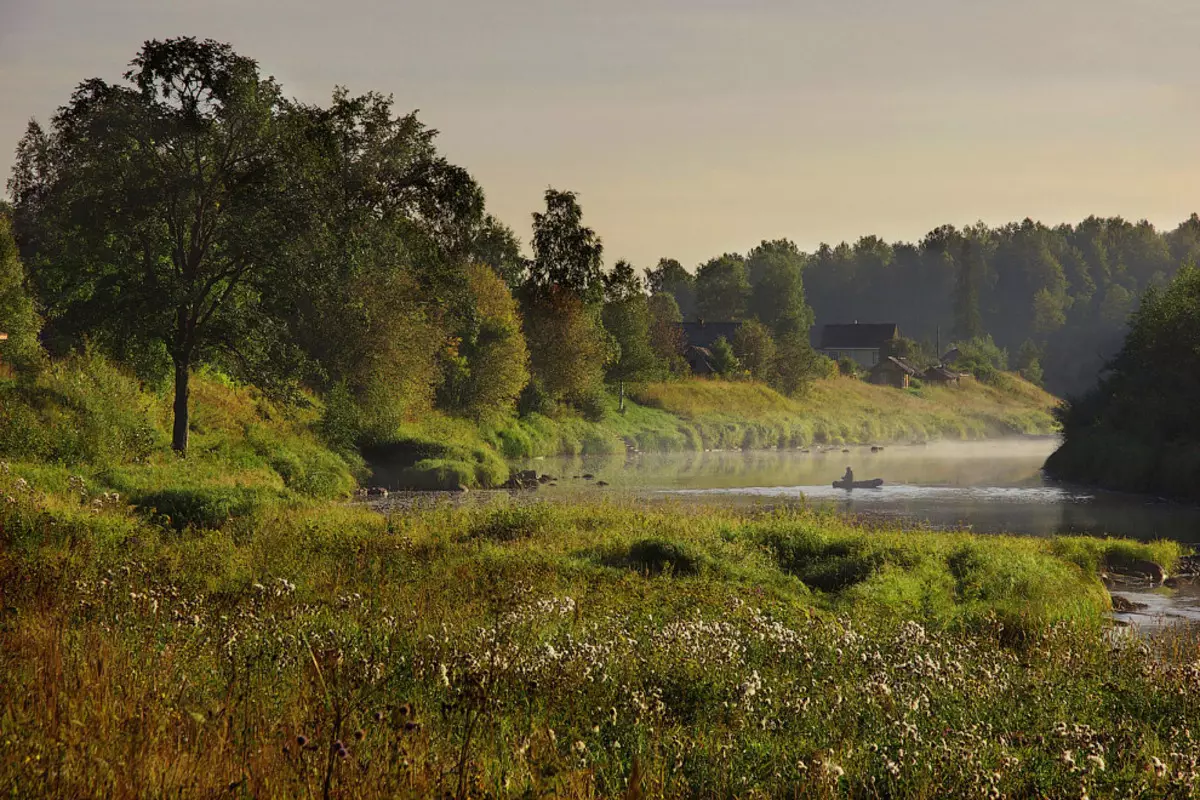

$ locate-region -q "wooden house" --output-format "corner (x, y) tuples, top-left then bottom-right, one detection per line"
(677, 321), (741, 374)
(922, 365), (965, 385)
(818, 323), (899, 369)
(869, 356), (919, 388)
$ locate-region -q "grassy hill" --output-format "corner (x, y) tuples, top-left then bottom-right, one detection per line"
(0, 356), (1057, 495)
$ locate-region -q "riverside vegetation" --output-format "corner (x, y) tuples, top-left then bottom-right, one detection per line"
(2, 467), (1196, 799)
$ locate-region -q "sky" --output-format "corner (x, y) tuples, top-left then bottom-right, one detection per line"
(1, 0), (1198, 267)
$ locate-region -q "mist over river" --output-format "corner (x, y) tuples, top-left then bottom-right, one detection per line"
(523, 438), (1200, 544)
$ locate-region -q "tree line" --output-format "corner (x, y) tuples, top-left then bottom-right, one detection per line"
(2, 38), (831, 455)
(799, 218), (1200, 397)
(4, 38), (1195, 458)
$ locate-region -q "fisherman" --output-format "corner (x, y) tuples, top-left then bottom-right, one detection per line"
(843, 465), (854, 484)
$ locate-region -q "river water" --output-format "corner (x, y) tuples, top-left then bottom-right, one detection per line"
(521, 438), (1200, 627)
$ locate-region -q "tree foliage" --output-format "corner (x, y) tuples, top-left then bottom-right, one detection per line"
(732, 319), (776, 381)
(1048, 266), (1200, 500)
(439, 264), (530, 425)
(695, 254), (749, 322)
(0, 211), (44, 375)
(527, 189), (604, 303)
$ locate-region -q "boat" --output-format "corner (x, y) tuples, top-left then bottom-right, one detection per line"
(832, 478), (884, 490)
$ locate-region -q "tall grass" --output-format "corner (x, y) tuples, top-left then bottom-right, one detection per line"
(1, 479), (1193, 798)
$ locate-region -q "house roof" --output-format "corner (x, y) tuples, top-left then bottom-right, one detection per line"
(872, 356), (920, 376)
(678, 321), (741, 350)
(819, 323), (898, 350)
(923, 366), (964, 381)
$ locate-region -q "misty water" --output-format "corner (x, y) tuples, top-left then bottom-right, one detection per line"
(525, 438), (1200, 627)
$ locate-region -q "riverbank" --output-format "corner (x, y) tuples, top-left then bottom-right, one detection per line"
(387, 375), (1057, 490)
(3, 477), (1196, 798)
(0, 359), (1056, 494)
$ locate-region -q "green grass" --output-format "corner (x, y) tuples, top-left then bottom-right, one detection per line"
(1, 476), (1195, 798)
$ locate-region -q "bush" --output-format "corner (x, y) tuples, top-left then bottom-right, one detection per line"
(134, 486), (272, 531)
(623, 537), (707, 576)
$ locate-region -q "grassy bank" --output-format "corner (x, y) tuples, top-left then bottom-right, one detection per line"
(1, 473), (1193, 798)
(0, 354), (1056, 493)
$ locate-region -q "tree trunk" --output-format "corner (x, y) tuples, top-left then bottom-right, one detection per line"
(172, 357), (190, 454)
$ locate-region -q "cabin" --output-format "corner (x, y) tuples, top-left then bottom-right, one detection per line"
(677, 321), (741, 374)
(683, 345), (716, 375)
(869, 356), (919, 388)
(818, 322), (899, 369)
(922, 365), (965, 385)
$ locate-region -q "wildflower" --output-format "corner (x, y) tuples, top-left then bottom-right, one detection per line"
(438, 663), (451, 688)
(297, 735), (308, 747)
(1148, 756), (1167, 777)
(573, 740), (586, 755)
(1086, 753), (1106, 772)
(1061, 750), (1075, 767)
(354, 729), (365, 741)
(337, 746), (349, 759)
(373, 710), (385, 723)
(403, 721), (420, 733)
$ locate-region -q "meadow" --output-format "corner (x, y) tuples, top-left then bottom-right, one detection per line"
(2, 471), (1196, 799)
(6, 355), (1185, 799)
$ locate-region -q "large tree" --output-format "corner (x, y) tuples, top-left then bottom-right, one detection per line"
(695, 253), (749, 321)
(746, 239), (813, 337)
(527, 189), (604, 303)
(644, 258), (696, 318)
(9, 38), (298, 453)
(602, 260), (660, 395)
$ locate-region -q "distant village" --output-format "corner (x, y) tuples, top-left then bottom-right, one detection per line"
(678, 320), (967, 388)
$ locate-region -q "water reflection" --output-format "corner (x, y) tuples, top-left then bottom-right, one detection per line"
(526, 439), (1200, 543)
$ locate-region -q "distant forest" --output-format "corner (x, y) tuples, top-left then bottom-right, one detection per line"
(652, 217), (1200, 398)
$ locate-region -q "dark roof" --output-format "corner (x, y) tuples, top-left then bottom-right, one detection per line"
(872, 356), (920, 376)
(819, 323), (898, 350)
(684, 345), (716, 374)
(678, 321), (741, 350)
(923, 365), (964, 381)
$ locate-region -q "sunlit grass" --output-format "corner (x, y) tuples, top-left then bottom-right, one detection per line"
(2, 475), (1195, 798)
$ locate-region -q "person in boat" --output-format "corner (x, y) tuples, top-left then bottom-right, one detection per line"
(843, 466), (854, 484)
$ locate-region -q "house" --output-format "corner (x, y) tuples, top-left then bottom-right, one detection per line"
(818, 322), (899, 369)
(869, 356), (919, 388)
(922, 365), (965, 385)
(941, 347), (961, 365)
(677, 321), (741, 374)
(683, 345), (716, 375)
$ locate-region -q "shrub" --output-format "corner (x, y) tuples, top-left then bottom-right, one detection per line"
(623, 537), (706, 576)
(134, 486), (272, 531)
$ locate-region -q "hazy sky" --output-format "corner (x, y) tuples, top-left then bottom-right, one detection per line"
(2, 0), (1198, 267)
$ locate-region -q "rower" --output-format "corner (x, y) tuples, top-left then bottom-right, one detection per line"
(843, 466), (854, 484)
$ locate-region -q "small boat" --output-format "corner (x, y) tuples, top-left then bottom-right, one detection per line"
(832, 478), (884, 490)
